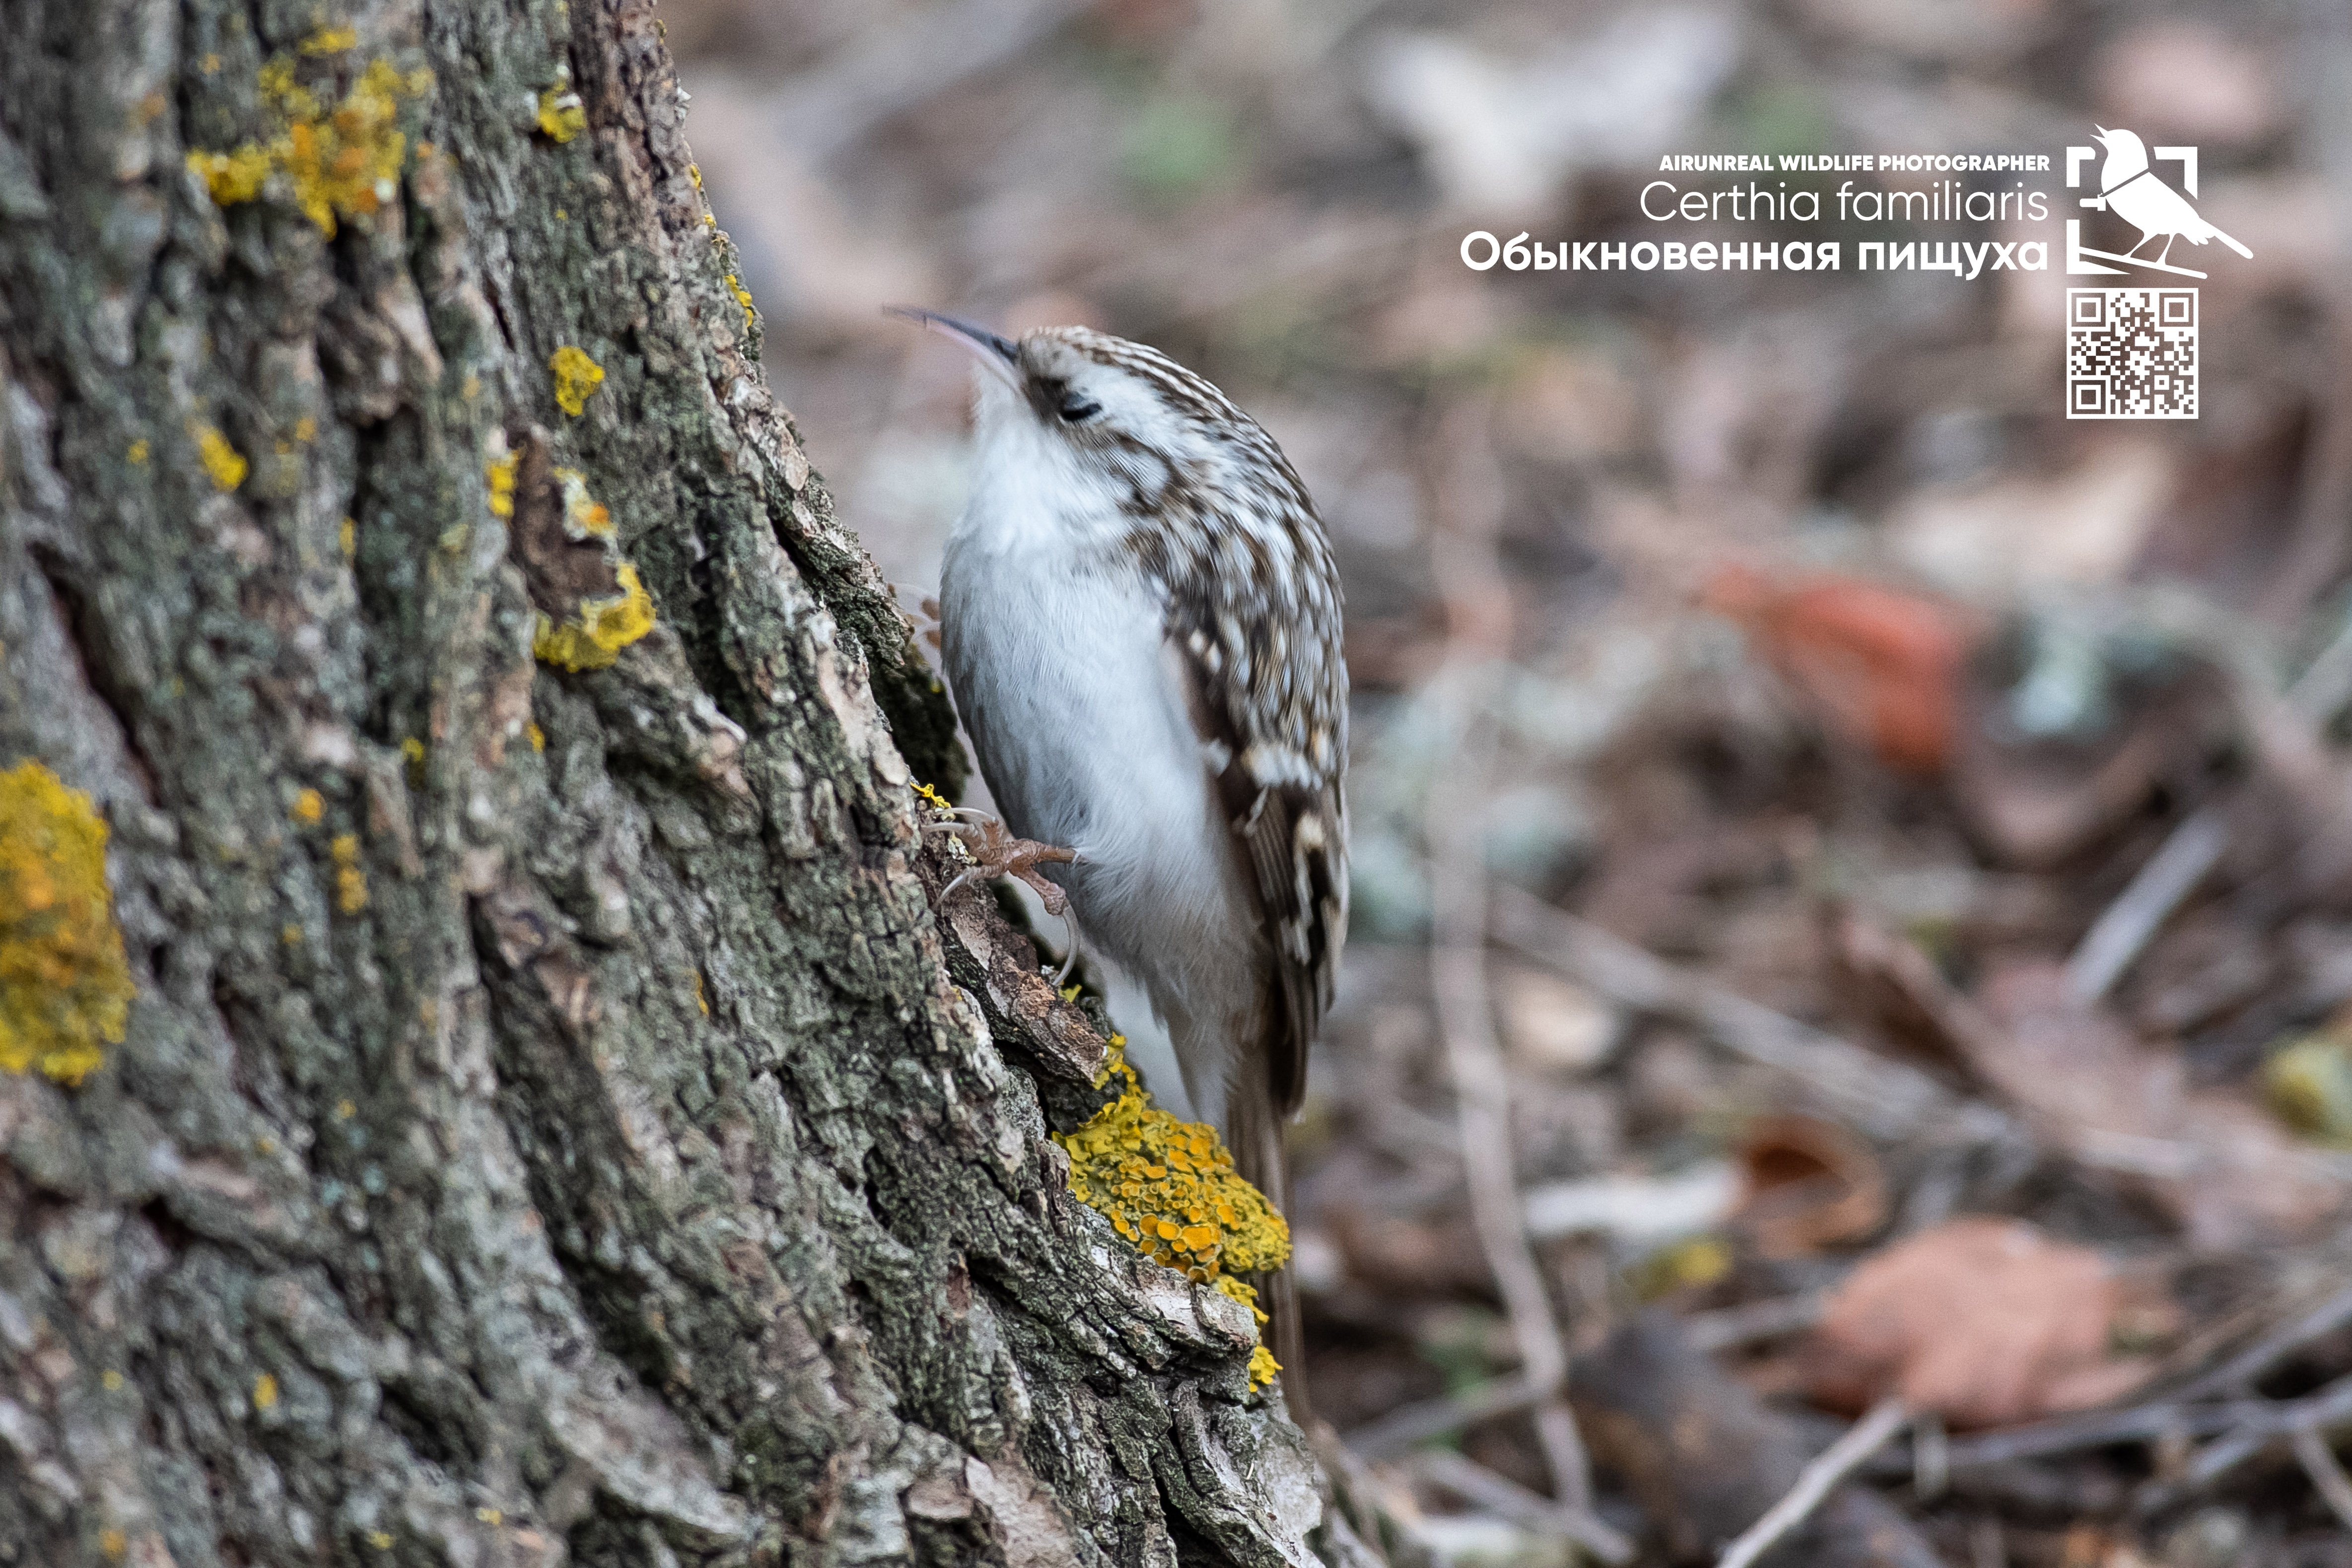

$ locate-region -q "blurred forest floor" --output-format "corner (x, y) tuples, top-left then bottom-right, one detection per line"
(669, 0), (2352, 1562)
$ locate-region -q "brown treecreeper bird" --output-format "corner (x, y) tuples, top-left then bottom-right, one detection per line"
(897, 309), (1347, 1419)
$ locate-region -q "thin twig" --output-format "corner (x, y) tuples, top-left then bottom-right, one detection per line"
(1683, 1291), (1830, 1354)
(1422, 407), (1629, 1568)
(1343, 1374), (1543, 1461)
(2187, 1371), (2352, 1489)
(1717, 1397), (1911, 1568)
(2149, 1370), (2352, 1514)
(1943, 1369), (2352, 1476)
(1349, 1293), (1834, 1454)
(1940, 1400), (2226, 1468)
(2293, 1426), (2352, 1532)
(2178, 1278), (2352, 1399)
(2285, 596), (2352, 727)
(1414, 1449), (1636, 1563)
(1428, 673), (1628, 1563)
(1491, 885), (2011, 1146)
(1912, 1411), (1948, 1503)
(2064, 806), (2229, 1005)
(2058, 583), (2352, 1007)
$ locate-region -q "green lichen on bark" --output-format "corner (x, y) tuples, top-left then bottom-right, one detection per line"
(0, 2), (1379, 1566)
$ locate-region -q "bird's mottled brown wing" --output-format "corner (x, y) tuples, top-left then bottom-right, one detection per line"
(1154, 460), (1347, 1114)
(1173, 633), (1346, 1115)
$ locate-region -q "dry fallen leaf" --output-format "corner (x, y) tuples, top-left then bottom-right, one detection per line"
(1705, 566), (1968, 774)
(1732, 1114), (1888, 1258)
(1805, 1217), (2149, 1428)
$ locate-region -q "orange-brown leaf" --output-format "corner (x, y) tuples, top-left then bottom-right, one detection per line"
(1804, 1217), (2148, 1428)
(1706, 565), (1967, 773)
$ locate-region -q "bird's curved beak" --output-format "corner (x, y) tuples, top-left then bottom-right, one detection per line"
(887, 307), (1021, 386)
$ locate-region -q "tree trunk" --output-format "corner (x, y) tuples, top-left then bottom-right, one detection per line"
(0, 4), (1397, 1565)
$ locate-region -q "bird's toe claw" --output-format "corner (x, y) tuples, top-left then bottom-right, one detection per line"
(932, 817), (1078, 917)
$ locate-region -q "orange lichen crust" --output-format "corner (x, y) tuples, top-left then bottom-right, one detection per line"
(185, 40), (432, 238)
(1053, 1038), (1291, 1389)
(0, 760), (133, 1087)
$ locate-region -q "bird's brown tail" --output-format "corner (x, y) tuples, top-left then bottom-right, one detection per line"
(1227, 1071), (1310, 1426)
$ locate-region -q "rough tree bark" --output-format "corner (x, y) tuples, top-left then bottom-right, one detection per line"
(0, 4), (1400, 1565)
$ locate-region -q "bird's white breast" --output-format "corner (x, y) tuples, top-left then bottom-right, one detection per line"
(940, 438), (1264, 1117)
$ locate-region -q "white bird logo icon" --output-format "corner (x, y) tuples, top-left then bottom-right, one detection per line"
(2081, 127), (2252, 270)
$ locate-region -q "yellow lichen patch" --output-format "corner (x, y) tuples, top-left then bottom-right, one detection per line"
(0, 760), (133, 1088)
(2268, 1031), (2352, 1145)
(329, 833), (367, 914)
(185, 53), (430, 237)
(692, 970), (709, 1017)
(367, 1531), (394, 1550)
(525, 720), (546, 752)
(1632, 1233), (1732, 1300)
(252, 1372), (278, 1410)
(1052, 1038), (1291, 1389)
(549, 346), (605, 416)
(126, 438), (149, 465)
(100, 1530), (127, 1562)
(485, 451), (518, 519)
(290, 788), (324, 824)
(194, 423), (248, 491)
(340, 516), (357, 557)
(553, 468), (614, 538)
(258, 55), (320, 122)
(536, 86), (587, 143)
(532, 563), (656, 672)
(189, 143), (273, 205)
(724, 272), (756, 319)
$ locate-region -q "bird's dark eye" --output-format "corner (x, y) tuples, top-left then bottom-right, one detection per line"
(1057, 392), (1101, 423)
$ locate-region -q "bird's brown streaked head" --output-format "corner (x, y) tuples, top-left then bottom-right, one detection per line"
(889, 310), (1263, 463)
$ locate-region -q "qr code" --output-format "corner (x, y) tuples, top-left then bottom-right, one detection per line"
(2067, 288), (2196, 418)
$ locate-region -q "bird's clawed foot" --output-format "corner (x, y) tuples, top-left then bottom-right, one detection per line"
(928, 813), (1084, 983)
(930, 813), (1077, 913)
